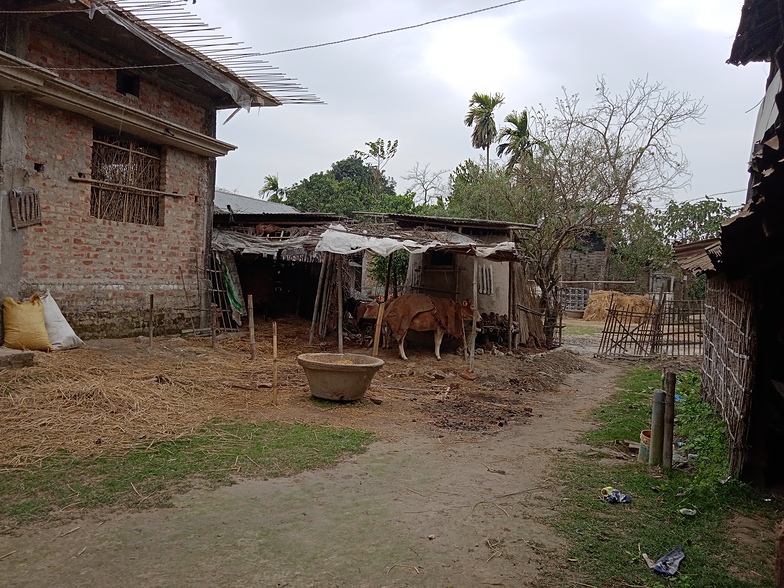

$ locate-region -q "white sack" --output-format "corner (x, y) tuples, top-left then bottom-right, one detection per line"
(40, 290), (84, 350)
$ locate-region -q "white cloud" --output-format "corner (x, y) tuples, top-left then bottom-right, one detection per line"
(647, 0), (743, 34)
(420, 16), (529, 98)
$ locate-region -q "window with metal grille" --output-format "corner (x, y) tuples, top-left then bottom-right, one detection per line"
(90, 130), (163, 226)
(479, 265), (493, 295)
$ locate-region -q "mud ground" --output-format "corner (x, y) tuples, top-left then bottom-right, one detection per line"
(0, 321), (622, 587)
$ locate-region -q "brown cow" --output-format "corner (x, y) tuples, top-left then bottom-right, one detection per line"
(352, 300), (380, 347)
(382, 293), (480, 360)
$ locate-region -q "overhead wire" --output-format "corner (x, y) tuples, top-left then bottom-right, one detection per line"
(0, 0), (527, 104)
(256, 0), (526, 57)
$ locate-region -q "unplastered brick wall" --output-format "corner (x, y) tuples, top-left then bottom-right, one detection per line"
(19, 101), (209, 338)
(27, 25), (212, 134)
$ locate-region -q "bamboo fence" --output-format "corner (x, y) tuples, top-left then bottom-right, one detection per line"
(701, 274), (756, 477)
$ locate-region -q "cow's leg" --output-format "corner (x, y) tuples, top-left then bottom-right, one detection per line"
(398, 332), (409, 360)
(434, 327), (445, 360)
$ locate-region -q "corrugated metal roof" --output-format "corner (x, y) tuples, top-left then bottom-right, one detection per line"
(214, 189), (299, 214)
(673, 238), (721, 276)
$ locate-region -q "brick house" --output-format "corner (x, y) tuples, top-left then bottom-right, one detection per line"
(0, 1), (314, 337)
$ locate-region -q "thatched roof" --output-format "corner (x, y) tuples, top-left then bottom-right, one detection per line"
(728, 0), (783, 65)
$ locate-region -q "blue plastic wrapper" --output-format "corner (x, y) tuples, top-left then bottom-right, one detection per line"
(653, 547), (685, 577)
(601, 487), (632, 503)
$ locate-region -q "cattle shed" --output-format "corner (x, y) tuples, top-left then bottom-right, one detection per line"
(212, 211), (544, 354)
(314, 215), (543, 354)
(211, 206), (340, 328)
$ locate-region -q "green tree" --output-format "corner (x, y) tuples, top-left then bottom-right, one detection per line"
(369, 250), (410, 296)
(331, 154), (396, 197)
(279, 152), (415, 218)
(464, 92), (505, 172)
(259, 174), (284, 202)
(283, 172), (367, 217)
(447, 160), (516, 221)
(610, 197), (736, 298)
(496, 110), (532, 174)
(654, 197), (734, 244)
(354, 138), (398, 200)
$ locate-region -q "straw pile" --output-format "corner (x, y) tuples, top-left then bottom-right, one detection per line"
(0, 315), (591, 470)
(583, 290), (655, 323)
(0, 334), (309, 468)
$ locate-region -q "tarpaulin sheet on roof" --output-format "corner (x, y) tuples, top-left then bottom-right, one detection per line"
(212, 230), (319, 259)
(316, 224), (517, 260)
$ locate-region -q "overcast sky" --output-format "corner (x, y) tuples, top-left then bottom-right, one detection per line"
(187, 0), (767, 208)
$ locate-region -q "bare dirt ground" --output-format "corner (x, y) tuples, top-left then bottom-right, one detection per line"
(0, 317), (623, 587)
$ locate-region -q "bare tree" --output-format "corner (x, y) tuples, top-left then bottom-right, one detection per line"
(573, 77), (706, 279)
(403, 162), (448, 206)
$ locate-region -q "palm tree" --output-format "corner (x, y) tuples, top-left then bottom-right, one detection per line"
(259, 174), (284, 202)
(464, 92), (505, 171)
(496, 110), (532, 174)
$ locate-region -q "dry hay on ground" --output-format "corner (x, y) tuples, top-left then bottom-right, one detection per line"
(0, 316), (595, 468)
(582, 290), (655, 323)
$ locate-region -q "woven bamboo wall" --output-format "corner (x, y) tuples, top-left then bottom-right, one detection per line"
(701, 274), (756, 477)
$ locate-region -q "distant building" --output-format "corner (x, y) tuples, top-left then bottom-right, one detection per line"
(214, 189), (298, 215)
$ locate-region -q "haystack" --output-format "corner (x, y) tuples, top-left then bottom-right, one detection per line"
(583, 290), (655, 323)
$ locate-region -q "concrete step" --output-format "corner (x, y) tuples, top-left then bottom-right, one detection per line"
(0, 347), (35, 368)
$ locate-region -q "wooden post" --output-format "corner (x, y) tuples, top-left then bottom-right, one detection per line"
(372, 302), (385, 357)
(148, 293), (154, 349)
(649, 389), (665, 466)
(663, 371), (676, 473)
(776, 520), (784, 587)
(248, 294), (257, 360)
(309, 253), (328, 345)
(469, 257), (478, 371)
(507, 260), (514, 353)
(210, 303), (217, 350)
(272, 321), (278, 405)
(383, 254), (392, 302)
(319, 256), (334, 339)
(336, 255), (344, 353)
(179, 265), (196, 332)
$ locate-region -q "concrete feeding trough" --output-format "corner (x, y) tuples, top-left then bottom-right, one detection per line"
(296, 353), (384, 402)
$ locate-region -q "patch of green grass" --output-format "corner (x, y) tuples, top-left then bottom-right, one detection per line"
(555, 368), (778, 588)
(562, 324), (604, 336)
(0, 420), (372, 528)
(585, 366), (660, 445)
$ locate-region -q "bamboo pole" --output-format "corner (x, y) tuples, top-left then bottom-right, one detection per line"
(663, 371), (676, 473)
(372, 302), (385, 357)
(248, 294), (257, 360)
(272, 321), (278, 405)
(469, 257), (478, 371)
(148, 294), (154, 349)
(336, 255), (344, 354)
(309, 253), (328, 345)
(210, 303), (217, 350)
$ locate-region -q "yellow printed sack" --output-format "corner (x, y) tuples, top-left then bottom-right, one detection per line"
(2, 293), (53, 351)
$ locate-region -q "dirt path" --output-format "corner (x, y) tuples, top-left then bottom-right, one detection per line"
(0, 355), (622, 588)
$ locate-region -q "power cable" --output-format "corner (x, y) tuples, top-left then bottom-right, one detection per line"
(257, 0), (526, 56)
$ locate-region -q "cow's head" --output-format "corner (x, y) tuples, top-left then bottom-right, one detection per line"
(461, 299), (482, 322)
